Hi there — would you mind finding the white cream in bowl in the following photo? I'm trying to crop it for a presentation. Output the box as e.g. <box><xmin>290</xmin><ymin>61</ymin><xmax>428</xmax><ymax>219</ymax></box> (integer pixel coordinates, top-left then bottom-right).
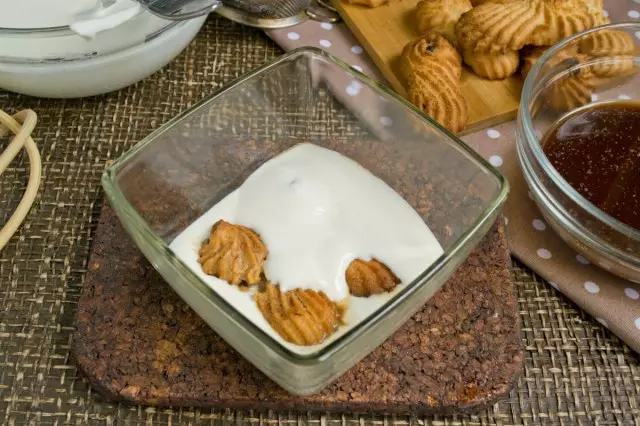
<box><xmin>0</xmin><ymin>0</ymin><xmax>206</xmax><ymax>98</ymax></box>
<box><xmin>0</xmin><ymin>0</ymin><xmax>141</xmax><ymax>35</ymax></box>
<box><xmin>169</xmin><ymin>143</ymin><xmax>444</xmax><ymax>355</ymax></box>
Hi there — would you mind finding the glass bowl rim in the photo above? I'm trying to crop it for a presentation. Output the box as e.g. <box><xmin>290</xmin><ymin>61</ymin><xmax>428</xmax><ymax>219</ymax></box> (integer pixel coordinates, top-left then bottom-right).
<box><xmin>0</xmin><ymin>4</ymin><xmax>149</xmax><ymax>35</ymax></box>
<box><xmin>0</xmin><ymin>20</ymin><xmax>184</xmax><ymax>65</ymax></box>
<box><xmin>0</xmin><ymin>7</ymin><xmax>181</xmax><ymax>65</ymax></box>
<box><xmin>519</xmin><ymin>22</ymin><xmax>640</xmax><ymax>242</ymax></box>
<box><xmin>102</xmin><ymin>46</ymin><xmax>509</xmax><ymax>363</ymax></box>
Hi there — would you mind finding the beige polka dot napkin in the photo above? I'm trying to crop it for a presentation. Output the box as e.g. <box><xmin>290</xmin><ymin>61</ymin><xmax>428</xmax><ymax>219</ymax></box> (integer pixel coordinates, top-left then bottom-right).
<box><xmin>266</xmin><ymin>1</ymin><xmax>640</xmax><ymax>353</ymax></box>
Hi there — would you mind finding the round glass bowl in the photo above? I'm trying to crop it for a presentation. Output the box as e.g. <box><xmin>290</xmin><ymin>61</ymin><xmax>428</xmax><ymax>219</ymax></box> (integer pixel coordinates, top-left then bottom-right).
<box><xmin>516</xmin><ymin>23</ymin><xmax>640</xmax><ymax>282</ymax></box>
<box><xmin>0</xmin><ymin>10</ymin><xmax>206</xmax><ymax>98</ymax></box>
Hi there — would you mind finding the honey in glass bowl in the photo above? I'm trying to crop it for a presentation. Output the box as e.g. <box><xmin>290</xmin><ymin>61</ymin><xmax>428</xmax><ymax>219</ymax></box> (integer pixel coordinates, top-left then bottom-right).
<box><xmin>542</xmin><ymin>101</ymin><xmax>640</xmax><ymax>232</ymax></box>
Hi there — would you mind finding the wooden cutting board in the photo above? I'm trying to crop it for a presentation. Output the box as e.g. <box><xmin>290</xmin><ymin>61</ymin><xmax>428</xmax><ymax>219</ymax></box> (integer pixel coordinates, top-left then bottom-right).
<box><xmin>333</xmin><ymin>0</ymin><xmax>523</xmax><ymax>133</ymax></box>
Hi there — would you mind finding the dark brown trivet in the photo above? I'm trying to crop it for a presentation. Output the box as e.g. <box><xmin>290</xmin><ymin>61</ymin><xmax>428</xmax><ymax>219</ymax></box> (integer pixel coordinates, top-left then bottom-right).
<box><xmin>72</xmin><ymin>201</ymin><xmax>522</xmax><ymax>414</ymax></box>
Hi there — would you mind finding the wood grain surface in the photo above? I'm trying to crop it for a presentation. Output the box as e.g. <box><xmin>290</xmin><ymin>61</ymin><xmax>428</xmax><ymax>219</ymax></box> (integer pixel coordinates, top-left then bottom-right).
<box><xmin>333</xmin><ymin>0</ymin><xmax>524</xmax><ymax>133</ymax></box>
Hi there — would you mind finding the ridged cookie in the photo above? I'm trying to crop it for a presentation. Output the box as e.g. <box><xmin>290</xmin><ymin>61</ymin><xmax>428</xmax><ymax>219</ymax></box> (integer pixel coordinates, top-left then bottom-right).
<box><xmin>546</xmin><ymin>54</ymin><xmax>601</xmax><ymax>111</ymax></box>
<box><xmin>198</xmin><ymin>220</ymin><xmax>267</xmax><ymax>286</ymax></box>
<box><xmin>400</xmin><ymin>32</ymin><xmax>462</xmax><ymax>84</ymax></box>
<box><xmin>401</xmin><ymin>33</ymin><xmax>468</xmax><ymax>132</ymax></box>
<box><xmin>549</xmin><ymin>72</ymin><xmax>597</xmax><ymax>111</ymax></box>
<box><xmin>415</xmin><ymin>0</ymin><xmax>472</xmax><ymax>47</ymax></box>
<box><xmin>578</xmin><ymin>30</ymin><xmax>636</xmax><ymax>78</ymax></box>
<box><xmin>529</xmin><ymin>0</ymin><xmax>599</xmax><ymax>46</ymax></box>
<box><xmin>345</xmin><ymin>259</ymin><xmax>400</xmax><ymax>297</ymax></box>
<box><xmin>408</xmin><ymin>67</ymin><xmax>468</xmax><ymax>133</ymax></box>
<box><xmin>463</xmin><ymin>49</ymin><xmax>520</xmax><ymax>79</ymax></box>
<box><xmin>578</xmin><ymin>29</ymin><xmax>636</xmax><ymax>57</ymax></box>
<box><xmin>470</xmin><ymin>0</ymin><xmax>510</xmax><ymax>4</ymax></box>
<box><xmin>456</xmin><ymin>0</ymin><xmax>546</xmax><ymax>53</ymax></box>
<box><xmin>577</xmin><ymin>0</ymin><xmax>608</xmax><ymax>25</ymax></box>
<box><xmin>255</xmin><ymin>283</ymin><xmax>341</xmax><ymax>346</ymax></box>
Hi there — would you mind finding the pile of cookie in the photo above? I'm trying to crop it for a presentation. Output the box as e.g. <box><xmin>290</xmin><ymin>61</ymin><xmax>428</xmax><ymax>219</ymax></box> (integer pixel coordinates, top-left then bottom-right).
<box><xmin>198</xmin><ymin>220</ymin><xmax>400</xmax><ymax>346</ymax></box>
<box><xmin>376</xmin><ymin>0</ymin><xmax>633</xmax><ymax>132</ymax></box>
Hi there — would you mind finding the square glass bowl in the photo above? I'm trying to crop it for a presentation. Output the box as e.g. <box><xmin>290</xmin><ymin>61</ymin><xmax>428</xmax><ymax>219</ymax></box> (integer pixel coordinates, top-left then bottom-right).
<box><xmin>102</xmin><ymin>47</ymin><xmax>508</xmax><ymax>396</ymax></box>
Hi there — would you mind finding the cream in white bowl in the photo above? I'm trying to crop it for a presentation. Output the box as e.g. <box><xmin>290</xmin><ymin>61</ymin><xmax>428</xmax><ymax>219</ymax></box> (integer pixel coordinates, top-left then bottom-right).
<box><xmin>169</xmin><ymin>143</ymin><xmax>444</xmax><ymax>355</ymax></box>
<box><xmin>1</xmin><ymin>0</ymin><xmax>141</xmax><ymax>33</ymax></box>
<box><xmin>0</xmin><ymin>0</ymin><xmax>205</xmax><ymax>98</ymax></box>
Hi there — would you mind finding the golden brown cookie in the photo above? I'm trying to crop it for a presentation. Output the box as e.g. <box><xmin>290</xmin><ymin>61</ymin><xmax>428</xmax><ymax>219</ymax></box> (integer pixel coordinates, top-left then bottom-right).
<box><xmin>415</xmin><ymin>0</ymin><xmax>472</xmax><ymax>48</ymax></box>
<box><xmin>344</xmin><ymin>0</ymin><xmax>388</xmax><ymax>7</ymax></box>
<box><xmin>345</xmin><ymin>259</ymin><xmax>400</xmax><ymax>297</ymax></box>
<box><xmin>576</xmin><ymin>0</ymin><xmax>608</xmax><ymax>25</ymax></box>
<box><xmin>463</xmin><ymin>49</ymin><xmax>520</xmax><ymax>79</ymax></box>
<box><xmin>408</xmin><ymin>67</ymin><xmax>469</xmax><ymax>133</ymax></box>
<box><xmin>198</xmin><ymin>220</ymin><xmax>267</xmax><ymax>286</ymax></box>
<box><xmin>255</xmin><ymin>283</ymin><xmax>341</xmax><ymax>346</ymax></box>
<box><xmin>577</xmin><ymin>30</ymin><xmax>636</xmax><ymax>78</ymax></box>
<box><xmin>546</xmin><ymin>54</ymin><xmax>601</xmax><ymax>111</ymax></box>
<box><xmin>588</xmin><ymin>56</ymin><xmax>636</xmax><ymax>79</ymax></box>
<box><xmin>470</xmin><ymin>0</ymin><xmax>510</xmax><ymax>5</ymax></box>
<box><xmin>400</xmin><ymin>32</ymin><xmax>463</xmax><ymax>84</ymax></box>
<box><xmin>520</xmin><ymin>45</ymin><xmax>548</xmax><ymax>80</ymax></box>
<box><xmin>400</xmin><ymin>33</ymin><xmax>468</xmax><ymax>132</ymax></box>
<box><xmin>456</xmin><ymin>0</ymin><xmax>546</xmax><ymax>53</ymax></box>
<box><xmin>578</xmin><ymin>29</ymin><xmax>636</xmax><ymax>57</ymax></box>
<box><xmin>549</xmin><ymin>73</ymin><xmax>595</xmax><ymax>111</ymax></box>
<box><xmin>529</xmin><ymin>0</ymin><xmax>598</xmax><ymax>47</ymax></box>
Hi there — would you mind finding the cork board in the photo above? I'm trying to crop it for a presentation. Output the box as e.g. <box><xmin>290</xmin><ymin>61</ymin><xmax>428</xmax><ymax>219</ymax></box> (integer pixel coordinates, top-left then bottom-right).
<box><xmin>72</xmin><ymin>200</ymin><xmax>522</xmax><ymax>414</ymax></box>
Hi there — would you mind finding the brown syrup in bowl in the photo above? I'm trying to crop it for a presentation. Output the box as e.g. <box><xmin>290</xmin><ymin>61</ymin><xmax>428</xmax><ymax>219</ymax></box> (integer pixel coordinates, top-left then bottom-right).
<box><xmin>542</xmin><ymin>101</ymin><xmax>640</xmax><ymax>231</ymax></box>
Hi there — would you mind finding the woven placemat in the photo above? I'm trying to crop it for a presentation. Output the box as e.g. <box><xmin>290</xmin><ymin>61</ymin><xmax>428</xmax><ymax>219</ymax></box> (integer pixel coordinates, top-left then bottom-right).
<box><xmin>1</xmin><ymin>15</ymin><xmax>639</xmax><ymax>425</ymax></box>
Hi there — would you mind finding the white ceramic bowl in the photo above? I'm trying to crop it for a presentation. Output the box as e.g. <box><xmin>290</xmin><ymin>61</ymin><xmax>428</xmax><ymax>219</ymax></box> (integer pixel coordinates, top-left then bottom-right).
<box><xmin>0</xmin><ymin>17</ymin><xmax>206</xmax><ymax>98</ymax></box>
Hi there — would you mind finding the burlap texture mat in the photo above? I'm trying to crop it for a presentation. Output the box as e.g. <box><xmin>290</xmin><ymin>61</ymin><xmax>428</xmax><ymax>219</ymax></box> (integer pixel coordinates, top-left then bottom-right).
<box><xmin>1</xmin><ymin>16</ymin><xmax>639</xmax><ymax>425</ymax></box>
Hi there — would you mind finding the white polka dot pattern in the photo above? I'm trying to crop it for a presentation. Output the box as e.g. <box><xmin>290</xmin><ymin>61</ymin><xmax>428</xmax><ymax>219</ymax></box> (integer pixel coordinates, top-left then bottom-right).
<box><xmin>628</xmin><ymin>9</ymin><xmax>640</xmax><ymax>18</ymax></box>
<box><xmin>287</xmin><ymin>32</ymin><xmax>300</xmax><ymax>40</ymax></box>
<box><xmin>345</xmin><ymin>81</ymin><xmax>362</xmax><ymax>96</ymax></box>
<box><xmin>537</xmin><ymin>248</ymin><xmax>552</xmax><ymax>259</ymax></box>
<box><xmin>625</xmin><ymin>288</ymin><xmax>640</xmax><ymax>300</ymax></box>
<box><xmin>489</xmin><ymin>155</ymin><xmax>503</xmax><ymax>167</ymax></box>
<box><xmin>487</xmin><ymin>129</ymin><xmax>500</xmax><ymax>139</ymax></box>
<box><xmin>584</xmin><ymin>281</ymin><xmax>600</xmax><ymax>294</ymax></box>
<box><xmin>532</xmin><ymin>219</ymin><xmax>546</xmax><ymax>231</ymax></box>
<box><xmin>351</xmin><ymin>45</ymin><xmax>363</xmax><ymax>54</ymax></box>
<box><xmin>379</xmin><ymin>116</ymin><xmax>393</xmax><ymax>126</ymax></box>
<box><xmin>319</xmin><ymin>39</ymin><xmax>332</xmax><ymax>48</ymax></box>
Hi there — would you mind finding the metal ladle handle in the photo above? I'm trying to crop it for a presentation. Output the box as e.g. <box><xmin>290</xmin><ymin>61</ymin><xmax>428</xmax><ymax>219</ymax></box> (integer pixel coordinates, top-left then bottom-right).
<box><xmin>306</xmin><ymin>0</ymin><xmax>341</xmax><ymax>24</ymax></box>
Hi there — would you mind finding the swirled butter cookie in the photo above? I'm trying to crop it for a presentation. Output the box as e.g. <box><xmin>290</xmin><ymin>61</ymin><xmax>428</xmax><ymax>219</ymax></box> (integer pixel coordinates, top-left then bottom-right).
<box><xmin>415</xmin><ymin>0</ymin><xmax>472</xmax><ymax>47</ymax></box>
<box><xmin>345</xmin><ymin>259</ymin><xmax>400</xmax><ymax>297</ymax></box>
<box><xmin>198</xmin><ymin>220</ymin><xmax>267</xmax><ymax>286</ymax></box>
<box><xmin>255</xmin><ymin>283</ymin><xmax>341</xmax><ymax>346</ymax></box>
